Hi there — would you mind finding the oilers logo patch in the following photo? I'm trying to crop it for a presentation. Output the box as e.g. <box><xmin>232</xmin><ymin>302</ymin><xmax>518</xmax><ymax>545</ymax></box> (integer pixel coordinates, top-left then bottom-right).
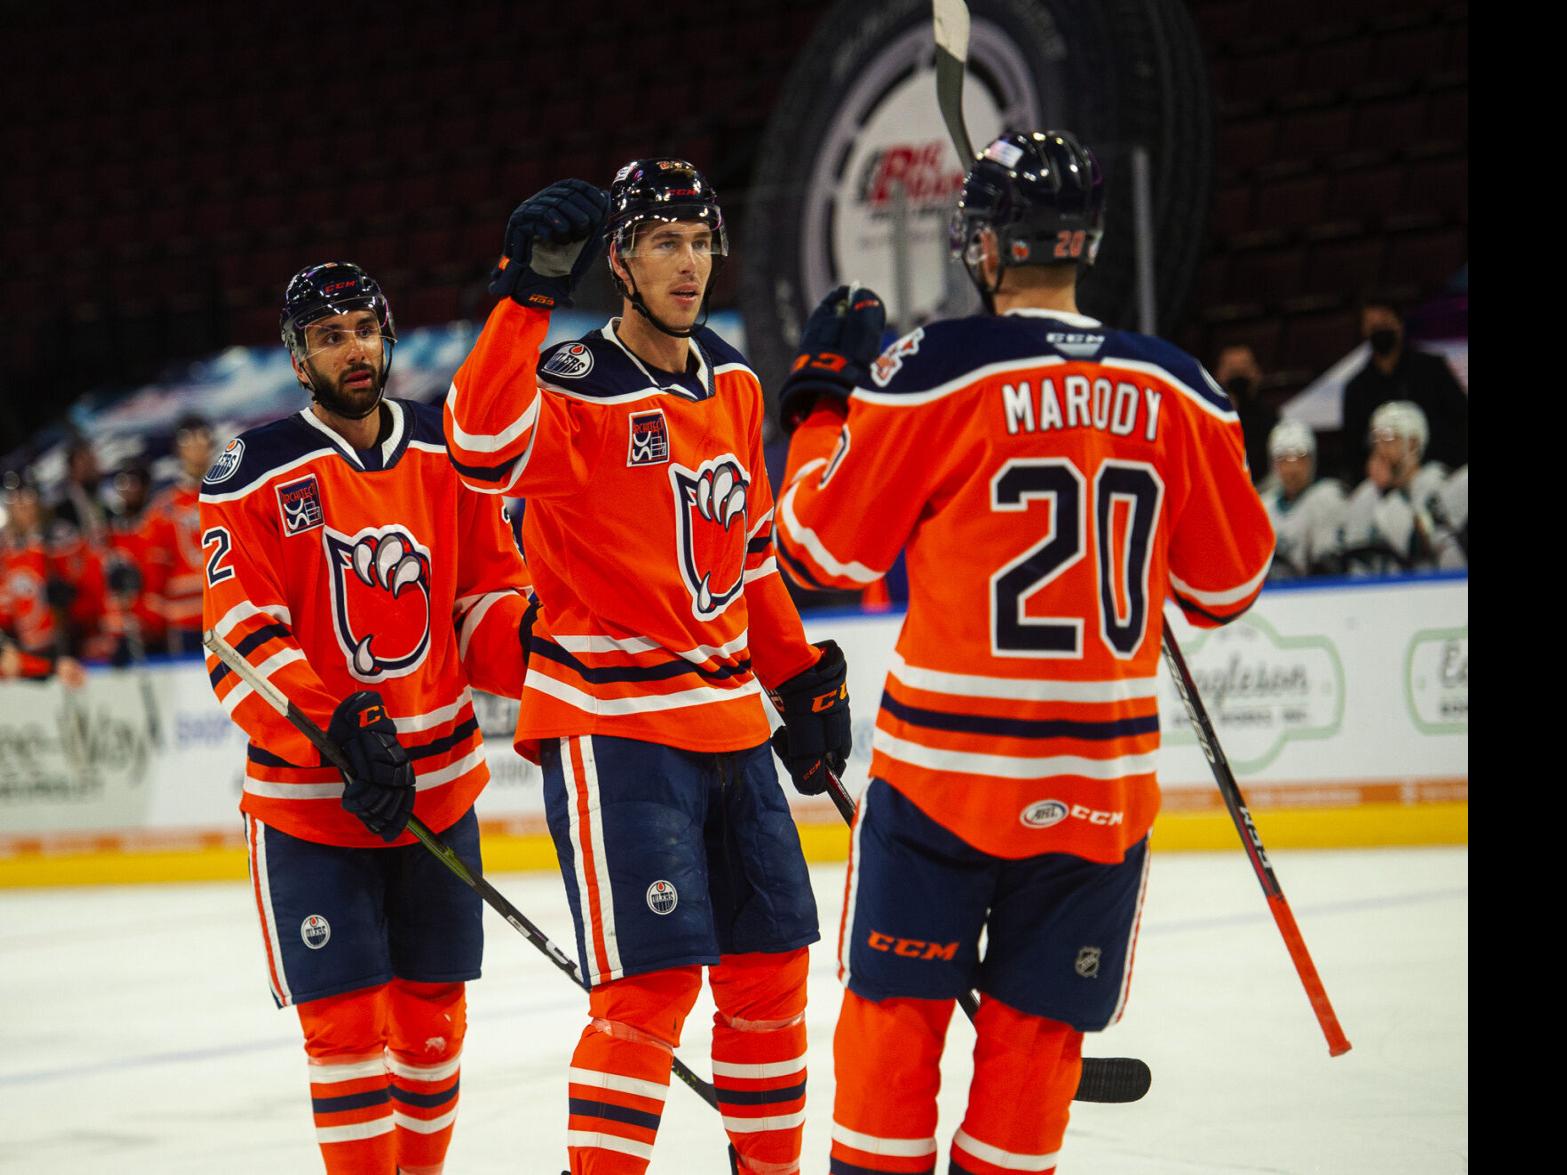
<box><xmin>627</xmin><ymin>409</ymin><xmax>670</xmax><ymax>467</ymax></box>
<box><xmin>1075</xmin><ymin>945</ymin><xmax>1101</xmax><ymax>979</ymax></box>
<box><xmin>1020</xmin><ymin>799</ymin><xmax>1069</xmax><ymax>828</ymax></box>
<box><xmin>204</xmin><ymin>438</ymin><xmax>245</xmax><ymax>485</ymax></box>
<box><xmin>646</xmin><ymin>880</ymin><xmax>678</xmax><ymax>915</ymax></box>
<box><xmin>301</xmin><ymin>914</ymin><xmax>331</xmax><ymax>950</ymax></box>
<box><xmin>275</xmin><ymin>475</ymin><xmax>324</xmax><ymax>536</ymax></box>
<box><xmin>542</xmin><ymin>343</ymin><xmax>594</xmax><ymax>379</ymax></box>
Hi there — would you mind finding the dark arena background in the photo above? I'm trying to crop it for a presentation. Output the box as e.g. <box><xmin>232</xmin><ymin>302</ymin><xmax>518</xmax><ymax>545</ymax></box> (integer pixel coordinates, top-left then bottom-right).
<box><xmin>0</xmin><ymin>2</ymin><xmax>1465</xmax><ymax>1171</ymax></box>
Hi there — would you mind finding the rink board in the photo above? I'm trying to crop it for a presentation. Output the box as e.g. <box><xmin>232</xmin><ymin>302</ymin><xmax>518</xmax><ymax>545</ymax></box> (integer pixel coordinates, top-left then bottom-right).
<box><xmin>0</xmin><ymin>575</ymin><xmax>1467</xmax><ymax>886</ymax></box>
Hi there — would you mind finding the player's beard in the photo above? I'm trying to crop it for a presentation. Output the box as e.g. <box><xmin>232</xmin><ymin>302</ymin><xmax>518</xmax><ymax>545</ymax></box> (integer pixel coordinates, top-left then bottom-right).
<box><xmin>309</xmin><ymin>357</ymin><xmax>385</xmax><ymax>420</ymax></box>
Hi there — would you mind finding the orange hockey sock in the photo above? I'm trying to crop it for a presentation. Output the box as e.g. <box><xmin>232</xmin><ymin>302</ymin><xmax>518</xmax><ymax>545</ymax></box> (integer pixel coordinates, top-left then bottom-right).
<box><xmin>830</xmin><ymin>989</ymin><xmax>954</xmax><ymax>1174</ymax></box>
<box><xmin>567</xmin><ymin>966</ymin><xmax>702</xmax><ymax>1175</ymax></box>
<box><xmin>710</xmin><ymin>949</ymin><xmax>810</xmax><ymax>1175</ymax></box>
<box><xmin>297</xmin><ymin>985</ymin><xmax>393</xmax><ymax>1174</ymax></box>
<box><xmin>387</xmin><ymin>979</ymin><xmax>466</xmax><ymax>1175</ymax></box>
<box><xmin>949</xmin><ymin>996</ymin><xmax>1081</xmax><ymax>1175</ymax></box>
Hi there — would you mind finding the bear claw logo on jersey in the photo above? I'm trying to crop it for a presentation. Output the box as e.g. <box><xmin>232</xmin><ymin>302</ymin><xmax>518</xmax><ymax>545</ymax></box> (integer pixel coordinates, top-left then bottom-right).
<box><xmin>323</xmin><ymin>525</ymin><xmax>434</xmax><ymax>681</ymax></box>
<box><xmin>646</xmin><ymin>880</ymin><xmax>678</xmax><ymax>915</ymax></box>
<box><xmin>301</xmin><ymin>914</ymin><xmax>331</xmax><ymax>950</ymax></box>
<box><xmin>669</xmin><ymin>455</ymin><xmax>750</xmax><ymax>620</ymax></box>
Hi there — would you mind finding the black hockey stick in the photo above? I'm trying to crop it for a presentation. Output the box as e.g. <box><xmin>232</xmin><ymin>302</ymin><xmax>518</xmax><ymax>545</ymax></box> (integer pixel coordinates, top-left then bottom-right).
<box><xmin>824</xmin><ymin>772</ymin><xmax>1152</xmax><ymax>1103</ymax></box>
<box><xmin>201</xmin><ymin>629</ymin><xmax>729</xmax><ymax>1114</ymax></box>
<box><xmin>1160</xmin><ymin>627</ymin><xmax>1352</xmax><ymax>1056</ymax></box>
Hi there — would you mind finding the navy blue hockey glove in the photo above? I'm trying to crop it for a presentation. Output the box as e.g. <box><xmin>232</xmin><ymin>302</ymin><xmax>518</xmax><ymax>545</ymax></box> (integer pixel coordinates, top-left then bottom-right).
<box><xmin>330</xmin><ymin>690</ymin><xmax>416</xmax><ymax>842</ymax></box>
<box><xmin>490</xmin><ymin>179</ymin><xmax>610</xmax><ymax>310</ymax></box>
<box><xmin>768</xmin><ymin>640</ymin><xmax>851</xmax><ymax>796</ymax></box>
<box><xmin>777</xmin><ymin>285</ymin><xmax>886</xmax><ymax>434</ymax></box>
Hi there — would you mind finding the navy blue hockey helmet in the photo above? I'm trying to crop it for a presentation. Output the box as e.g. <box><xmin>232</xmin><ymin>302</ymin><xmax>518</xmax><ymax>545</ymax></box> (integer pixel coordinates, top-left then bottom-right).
<box><xmin>605</xmin><ymin>159</ymin><xmax>728</xmax><ymax>337</ymax></box>
<box><xmin>279</xmin><ymin>262</ymin><xmax>398</xmax><ymax>418</ymax></box>
<box><xmin>949</xmin><ymin>130</ymin><xmax>1105</xmax><ymax>305</ymax></box>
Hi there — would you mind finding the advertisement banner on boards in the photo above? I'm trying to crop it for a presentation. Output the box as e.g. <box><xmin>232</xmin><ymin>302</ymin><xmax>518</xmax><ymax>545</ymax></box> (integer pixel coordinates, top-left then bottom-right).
<box><xmin>0</xmin><ymin>577</ymin><xmax>1466</xmax><ymax>846</ymax></box>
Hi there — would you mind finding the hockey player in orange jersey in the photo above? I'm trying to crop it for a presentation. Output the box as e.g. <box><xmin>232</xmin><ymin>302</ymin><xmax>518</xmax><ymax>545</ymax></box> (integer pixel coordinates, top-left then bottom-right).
<box><xmin>200</xmin><ymin>263</ymin><xmax>534</xmax><ymax>1175</ymax></box>
<box><xmin>143</xmin><ymin>413</ymin><xmax>216</xmax><ymax>653</ymax></box>
<box><xmin>444</xmin><ymin>164</ymin><xmax>852</xmax><ymax>1175</ymax></box>
<box><xmin>776</xmin><ymin>132</ymin><xmax>1275</xmax><ymax>1175</ymax></box>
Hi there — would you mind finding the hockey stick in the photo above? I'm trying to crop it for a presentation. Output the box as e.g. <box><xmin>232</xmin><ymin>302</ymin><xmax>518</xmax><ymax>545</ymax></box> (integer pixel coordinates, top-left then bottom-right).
<box><xmin>1161</xmin><ymin>627</ymin><xmax>1352</xmax><ymax>1056</ymax></box>
<box><xmin>201</xmin><ymin>628</ymin><xmax>729</xmax><ymax>1113</ymax></box>
<box><xmin>932</xmin><ymin>0</ymin><xmax>976</xmax><ymax>161</ymax></box>
<box><xmin>823</xmin><ymin>772</ymin><xmax>1152</xmax><ymax>1103</ymax></box>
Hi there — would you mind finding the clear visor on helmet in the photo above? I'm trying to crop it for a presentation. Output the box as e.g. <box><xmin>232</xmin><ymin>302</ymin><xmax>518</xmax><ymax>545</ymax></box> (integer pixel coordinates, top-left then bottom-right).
<box><xmin>293</xmin><ymin>297</ymin><xmax>396</xmax><ymax>363</ymax></box>
<box><xmin>614</xmin><ymin>210</ymin><xmax>729</xmax><ymax>260</ymax></box>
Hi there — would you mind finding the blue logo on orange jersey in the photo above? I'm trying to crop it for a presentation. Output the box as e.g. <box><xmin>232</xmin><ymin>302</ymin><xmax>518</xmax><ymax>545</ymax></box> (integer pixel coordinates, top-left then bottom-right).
<box><xmin>323</xmin><ymin>525</ymin><xmax>434</xmax><ymax>681</ymax></box>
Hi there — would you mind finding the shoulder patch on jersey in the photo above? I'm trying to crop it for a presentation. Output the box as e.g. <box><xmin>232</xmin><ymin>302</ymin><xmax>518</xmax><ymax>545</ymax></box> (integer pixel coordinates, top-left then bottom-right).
<box><xmin>871</xmin><ymin>328</ymin><xmax>924</xmax><ymax>386</ymax></box>
<box><xmin>204</xmin><ymin>438</ymin><xmax>245</xmax><ymax>484</ymax></box>
<box><xmin>542</xmin><ymin>342</ymin><xmax>595</xmax><ymax>379</ymax></box>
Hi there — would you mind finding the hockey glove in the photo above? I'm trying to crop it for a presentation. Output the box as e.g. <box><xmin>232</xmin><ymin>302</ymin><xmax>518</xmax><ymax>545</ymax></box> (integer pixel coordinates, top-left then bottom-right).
<box><xmin>330</xmin><ymin>690</ymin><xmax>416</xmax><ymax>842</ymax></box>
<box><xmin>768</xmin><ymin>640</ymin><xmax>851</xmax><ymax>796</ymax></box>
<box><xmin>777</xmin><ymin>285</ymin><xmax>886</xmax><ymax>434</ymax></box>
<box><xmin>490</xmin><ymin>179</ymin><xmax>610</xmax><ymax>310</ymax></box>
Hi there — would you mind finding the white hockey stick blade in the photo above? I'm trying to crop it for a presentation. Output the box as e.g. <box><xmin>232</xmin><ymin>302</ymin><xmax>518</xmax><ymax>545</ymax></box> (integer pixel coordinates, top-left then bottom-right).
<box><xmin>933</xmin><ymin>0</ymin><xmax>971</xmax><ymax>62</ymax></box>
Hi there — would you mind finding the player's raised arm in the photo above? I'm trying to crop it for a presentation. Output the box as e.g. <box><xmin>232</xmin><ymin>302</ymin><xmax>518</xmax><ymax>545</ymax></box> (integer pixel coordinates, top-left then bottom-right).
<box><xmin>450</xmin><ymin>489</ymin><xmax>535</xmax><ymax>699</ymax></box>
<box><xmin>444</xmin><ymin>180</ymin><xmax>611</xmax><ymax>498</ymax></box>
<box><xmin>1166</xmin><ymin>390</ymin><xmax>1275</xmax><ymax>627</ymax></box>
<box><xmin>775</xmin><ymin>286</ymin><xmax>945</xmax><ymax>592</ymax></box>
<box><xmin>199</xmin><ymin>484</ymin><xmax>346</xmax><ymax>766</ymax></box>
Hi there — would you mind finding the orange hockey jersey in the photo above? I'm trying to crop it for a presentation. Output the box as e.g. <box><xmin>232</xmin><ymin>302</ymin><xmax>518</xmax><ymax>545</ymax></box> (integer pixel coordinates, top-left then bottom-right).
<box><xmin>142</xmin><ymin>480</ymin><xmax>204</xmax><ymax>637</ymax></box>
<box><xmin>779</xmin><ymin>309</ymin><xmax>1275</xmax><ymax>862</ymax></box>
<box><xmin>444</xmin><ymin>300</ymin><xmax>819</xmax><ymax>759</ymax></box>
<box><xmin>200</xmin><ymin>399</ymin><xmax>532</xmax><ymax>847</ymax></box>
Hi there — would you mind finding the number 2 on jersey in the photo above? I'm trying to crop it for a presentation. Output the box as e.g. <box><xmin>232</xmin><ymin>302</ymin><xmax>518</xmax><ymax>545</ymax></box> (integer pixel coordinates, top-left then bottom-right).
<box><xmin>203</xmin><ymin>526</ymin><xmax>235</xmax><ymax>586</ymax></box>
<box><xmin>989</xmin><ymin>458</ymin><xmax>1163</xmax><ymax>659</ymax></box>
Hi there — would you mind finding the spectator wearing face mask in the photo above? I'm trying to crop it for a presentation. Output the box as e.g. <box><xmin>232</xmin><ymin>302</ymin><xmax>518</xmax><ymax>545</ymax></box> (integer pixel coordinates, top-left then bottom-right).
<box><xmin>1340</xmin><ymin>298</ymin><xmax>1467</xmax><ymax>482</ymax></box>
<box><xmin>1341</xmin><ymin>400</ymin><xmax>1463</xmax><ymax>575</ymax></box>
<box><xmin>1214</xmin><ymin>344</ymin><xmax>1277</xmax><ymax>484</ymax></box>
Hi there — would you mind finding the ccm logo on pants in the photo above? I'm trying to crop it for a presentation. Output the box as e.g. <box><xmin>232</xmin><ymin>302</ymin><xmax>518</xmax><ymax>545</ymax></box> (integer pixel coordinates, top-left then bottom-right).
<box><xmin>866</xmin><ymin>932</ymin><xmax>959</xmax><ymax>960</ymax></box>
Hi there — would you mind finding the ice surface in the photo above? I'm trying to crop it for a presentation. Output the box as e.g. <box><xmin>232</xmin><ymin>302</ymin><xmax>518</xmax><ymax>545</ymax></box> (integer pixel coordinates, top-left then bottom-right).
<box><xmin>0</xmin><ymin>846</ymin><xmax>1466</xmax><ymax>1173</ymax></box>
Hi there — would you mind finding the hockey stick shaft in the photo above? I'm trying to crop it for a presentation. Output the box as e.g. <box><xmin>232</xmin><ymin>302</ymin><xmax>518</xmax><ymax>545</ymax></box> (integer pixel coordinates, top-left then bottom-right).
<box><xmin>1160</xmin><ymin>627</ymin><xmax>1352</xmax><ymax>1056</ymax></box>
<box><xmin>201</xmin><ymin>629</ymin><xmax>725</xmax><ymax>1109</ymax></box>
<box><xmin>823</xmin><ymin>771</ymin><xmax>1151</xmax><ymax>1102</ymax></box>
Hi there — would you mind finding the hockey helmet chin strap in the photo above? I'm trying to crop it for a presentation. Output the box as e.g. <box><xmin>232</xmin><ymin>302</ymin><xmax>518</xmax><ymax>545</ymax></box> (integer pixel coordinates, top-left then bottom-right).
<box><xmin>616</xmin><ymin>244</ymin><xmax>723</xmax><ymax>341</ymax></box>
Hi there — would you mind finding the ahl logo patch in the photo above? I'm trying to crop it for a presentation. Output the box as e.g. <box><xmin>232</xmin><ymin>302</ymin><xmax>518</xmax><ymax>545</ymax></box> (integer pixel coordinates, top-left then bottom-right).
<box><xmin>542</xmin><ymin>343</ymin><xmax>594</xmax><ymax>379</ymax></box>
<box><xmin>276</xmin><ymin>475</ymin><xmax>324</xmax><ymax>536</ymax></box>
<box><xmin>627</xmin><ymin>409</ymin><xmax>670</xmax><ymax>466</ymax></box>
<box><xmin>1020</xmin><ymin>799</ymin><xmax>1069</xmax><ymax>828</ymax></box>
<box><xmin>301</xmin><ymin>914</ymin><xmax>331</xmax><ymax>950</ymax></box>
<box><xmin>646</xmin><ymin>880</ymin><xmax>679</xmax><ymax>915</ymax></box>
<box><xmin>204</xmin><ymin>438</ymin><xmax>245</xmax><ymax>485</ymax></box>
